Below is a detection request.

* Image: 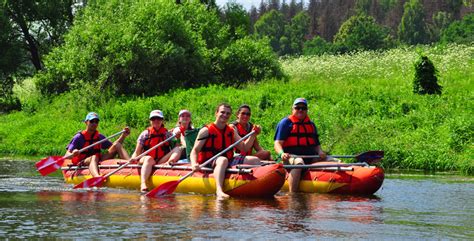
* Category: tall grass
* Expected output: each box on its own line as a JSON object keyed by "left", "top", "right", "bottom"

{"left": 1, "top": 44, "right": 472, "bottom": 174}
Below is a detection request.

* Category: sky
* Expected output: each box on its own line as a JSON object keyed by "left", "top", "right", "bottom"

{"left": 215, "top": 0, "right": 262, "bottom": 10}
{"left": 215, "top": 0, "right": 307, "bottom": 10}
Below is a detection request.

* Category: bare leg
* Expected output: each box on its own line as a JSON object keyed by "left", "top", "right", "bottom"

{"left": 243, "top": 156, "right": 262, "bottom": 165}
{"left": 213, "top": 157, "right": 230, "bottom": 198}
{"left": 287, "top": 157, "right": 304, "bottom": 192}
{"left": 88, "top": 155, "right": 101, "bottom": 177}
{"left": 288, "top": 169, "right": 302, "bottom": 192}
{"left": 103, "top": 142, "right": 130, "bottom": 160}
{"left": 157, "top": 147, "right": 181, "bottom": 165}
{"left": 139, "top": 156, "right": 155, "bottom": 191}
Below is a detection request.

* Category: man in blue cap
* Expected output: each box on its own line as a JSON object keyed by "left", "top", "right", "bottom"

{"left": 274, "top": 98, "right": 326, "bottom": 192}
{"left": 65, "top": 112, "right": 130, "bottom": 177}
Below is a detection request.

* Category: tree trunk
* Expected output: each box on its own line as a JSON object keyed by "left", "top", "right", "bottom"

{"left": 7, "top": 7, "right": 43, "bottom": 71}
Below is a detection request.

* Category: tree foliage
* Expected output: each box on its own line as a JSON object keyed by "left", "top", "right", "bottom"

{"left": 398, "top": 0, "right": 429, "bottom": 45}
{"left": 281, "top": 11, "right": 309, "bottom": 55}
{"left": 441, "top": 13, "right": 474, "bottom": 44}
{"left": 34, "top": 0, "right": 283, "bottom": 96}
{"left": 413, "top": 55, "right": 442, "bottom": 95}
{"left": 219, "top": 36, "right": 285, "bottom": 86}
{"left": 222, "top": 1, "right": 251, "bottom": 40}
{"left": 254, "top": 10, "right": 285, "bottom": 53}
{"left": 334, "top": 14, "right": 390, "bottom": 52}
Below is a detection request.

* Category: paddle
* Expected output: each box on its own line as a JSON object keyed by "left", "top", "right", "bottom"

{"left": 35, "top": 130, "right": 126, "bottom": 176}
{"left": 146, "top": 130, "right": 257, "bottom": 198}
{"left": 290, "top": 150, "right": 384, "bottom": 165}
{"left": 73, "top": 132, "right": 178, "bottom": 189}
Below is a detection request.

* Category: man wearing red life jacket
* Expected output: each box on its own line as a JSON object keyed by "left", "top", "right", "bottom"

{"left": 131, "top": 110, "right": 182, "bottom": 193}
{"left": 190, "top": 103, "right": 262, "bottom": 199}
{"left": 65, "top": 112, "right": 130, "bottom": 177}
{"left": 274, "top": 98, "right": 327, "bottom": 192}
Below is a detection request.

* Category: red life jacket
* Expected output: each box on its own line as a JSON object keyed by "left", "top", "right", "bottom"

{"left": 72, "top": 130, "right": 102, "bottom": 165}
{"left": 232, "top": 121, "right": 254, "bottom": 156}
{"left": 282, "top": 115, "right": 317, "bottom": 148}
{"left": 197, "top": 123, "right": 234, "bottom": 164}
{"left": 143, "top": 126, "right": 170, "bottom": 161}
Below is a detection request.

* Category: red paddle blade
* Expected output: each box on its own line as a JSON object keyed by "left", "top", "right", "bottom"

{"left": 356, "top": 150, "right": 384, "bottom": 164}
{"left": 36, "top": 156, "right": 65, "bottom": 176}
{"left": 73, "top": 176, "right": 106, "bottom": 189}
{"left": 146, "top": 180, "right": 180, "bottom": 198}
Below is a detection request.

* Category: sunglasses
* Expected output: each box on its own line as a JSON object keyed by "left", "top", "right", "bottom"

{"left": 240, "top": 112, "right": 251, "bottom": 116}
{"left": 89, "top": 119, "right": 99, "bottom": 124}
{"left": 150, "top": 117, "right": 163, "bottom": 121}
{"left": 294, "top": 106, "right": 308, "bottom": 111}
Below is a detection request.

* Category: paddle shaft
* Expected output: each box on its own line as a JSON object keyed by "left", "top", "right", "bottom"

{"left": 102, "top": 133, "right": 177, "bottom": 179}
{"left": 236, "top": 162, "right": 368, "bottom": 169}
{"left": 62, "top": 165, "right": 253, "bottom": 174}
{"left": 178, "top": 130, "right": 256, "bottom": 182}
{"left": 290, "top": 154, "right": 356, "bottom": 159}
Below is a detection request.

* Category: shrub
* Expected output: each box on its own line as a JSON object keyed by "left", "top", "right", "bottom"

{"left": 413, "top": 55, "right": 442, "bottom": 95}
{"left": 35, "top": 0, "right": 282, "bottom": 97}
{"left": 334, "top": 14, "right": 390, "bottom": 52}
{"left": 219, "top": 36, "right": 285, "bottom": 86}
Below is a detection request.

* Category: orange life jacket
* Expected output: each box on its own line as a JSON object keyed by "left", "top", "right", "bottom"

{"left": 143, "top": 126, "right": 170, "bottom": 161}
{"left": 197, "top": 123, "right": 234, "bottom": 164}
{"left": 282, "top": 115, "right": 317, "bottom": 148}
{"left": 232, "top": 121, "right": 254, "bottom": 156}
{"left": 72, "top": 130, "right": 102, "bottom": 165}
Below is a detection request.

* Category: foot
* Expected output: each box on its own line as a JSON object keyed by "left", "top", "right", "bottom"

{"left": 140, "top": 184, "right": 149, "bottom": 194}
{"left": 216, "top": 191, "right": 230, "bottom": 199}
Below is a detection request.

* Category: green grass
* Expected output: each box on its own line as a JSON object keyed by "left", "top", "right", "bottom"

{"left": 1, "top": 44, "right": 472, "bottom": 174}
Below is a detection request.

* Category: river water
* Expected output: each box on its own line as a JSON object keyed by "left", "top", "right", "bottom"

{"left": 0, "top": 159, "right": 473, "bottom": 239}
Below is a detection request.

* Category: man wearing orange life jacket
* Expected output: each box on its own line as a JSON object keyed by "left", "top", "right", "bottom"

{"left": 131, "top": 110, "right": 182, "bottom": 193}
{"left": 65, "top": 112, "right": 130, "bottom": 178}
{"left": 274, "top": 98, "right": 327, "bottom": 192}
{"left": 230, "top": 104, "right": 272, "bottom": 161}
{"left": 190, "top": 103, "right": 262, "bottom": 199}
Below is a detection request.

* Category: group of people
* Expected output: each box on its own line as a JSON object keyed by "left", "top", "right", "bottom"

{"left": 65, "top": 98, "right": 326, "bottom": 198}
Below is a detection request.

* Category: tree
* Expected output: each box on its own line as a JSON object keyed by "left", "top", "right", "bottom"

{"left": 34, "top": 1, "right": 283, "bottom": 96}
{"left": 0, "top": 4, "right": 27, "bottom": 111}
{"left": 222, "top": 1, "right": 250, "bottom": 40}
{"left": 441, "top": 13, "right": 474, "bottom": 44}
{"left": 249, "top": 6, "right": 259, "bottom": 32}
{"left": 303, "top": 36, "right": 333, "bottom": 56}
{"left": 413, "top": 55, "right": 442, "bottom": 95}
{"left": 3, "top": 0, "right": 75, "bottom": 71}
{"left": 254, "top": 10, "right": 285, "bottom": 53}
{"left": 282, "top": 11, "right": 309, "bottom": 55}
{"left": 398, "top": 0, "right": 429, "bottom": 45}
{"left": 334, "top": 14, "right": 389, "bottom": 52}
{"left": 428, "top": 11, "right": 453, "bottom": 42}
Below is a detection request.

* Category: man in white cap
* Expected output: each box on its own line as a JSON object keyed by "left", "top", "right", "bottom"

{"left": 65, "top": 112, "right": 130, "bottom": 177}
{"left": 131, "top": 110, "right": 182, "bottom": 193}
{"left": 274, "top": 98, "right": 326, "bottom": 192}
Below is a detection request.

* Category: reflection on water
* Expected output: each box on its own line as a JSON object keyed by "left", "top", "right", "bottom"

{"left": 0, "top": 160, "right": 473, "bottom": 239}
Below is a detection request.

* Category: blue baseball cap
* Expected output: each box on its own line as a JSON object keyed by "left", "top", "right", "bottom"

{"left": 293, "top": 98, "right": 307, "bottom": 106}
{"left": 84, "top": 112, "right": 100, "bottom": 122}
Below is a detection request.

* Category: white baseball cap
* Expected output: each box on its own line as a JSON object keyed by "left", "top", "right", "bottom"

{"left": 149, "top": 110, "right": 164, "bottom": 119}
{"left": 178, "top": 109, "right": 191, "bottom": 117}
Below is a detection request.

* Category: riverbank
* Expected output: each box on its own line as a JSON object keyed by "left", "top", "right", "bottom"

{"left": 0, "top": 44, "right": 472, "bottom": 174}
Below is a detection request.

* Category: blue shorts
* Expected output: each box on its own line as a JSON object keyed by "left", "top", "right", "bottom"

{"left": 176, "top": 159, "right": 190, "bottom": 164}
{"left": 229, "top": 155, "right": 245, "bottom": 166}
